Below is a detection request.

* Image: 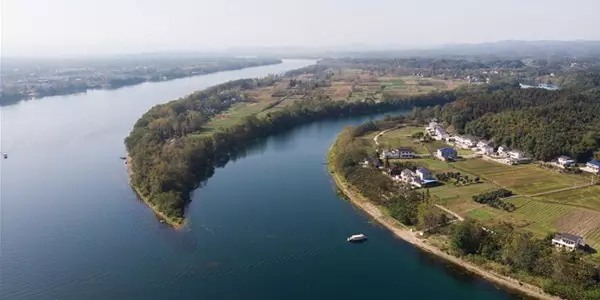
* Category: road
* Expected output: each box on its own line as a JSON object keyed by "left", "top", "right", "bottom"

{"left": 373, "top": 129, "right": 391, "bottom": 146}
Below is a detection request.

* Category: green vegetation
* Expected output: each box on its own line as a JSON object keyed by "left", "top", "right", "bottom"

{"left": 332, "top": 116, "right": 600, "bottom": 299}
{"left": 472, "top": 189, "right": 515, "bottom": 212}
{"left": 126, "top": 63, "right": 460, "bottom": 222}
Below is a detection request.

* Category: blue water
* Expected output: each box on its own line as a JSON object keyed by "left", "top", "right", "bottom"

{"left": 0, "top": 60, "right": 525, "bottom": 299}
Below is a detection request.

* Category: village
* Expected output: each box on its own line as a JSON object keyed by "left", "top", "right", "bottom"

{"left": 362, "top": 120, "right": 600, "bottom": 253}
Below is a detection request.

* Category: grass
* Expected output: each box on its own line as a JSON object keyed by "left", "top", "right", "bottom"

{"left": 468, "top": 207, "right": 503, "bottom": 221}
{"left": 377, "top": 127, "right": 429, "bottom": 154}
{"left": 453, "top": 159, "right": 590, "bottom": 195}
{"left": 533, "top": 185, "right": 600, "bottom": 211}
{"left": 423, "top": 140, "right": 451, "bottom": 154}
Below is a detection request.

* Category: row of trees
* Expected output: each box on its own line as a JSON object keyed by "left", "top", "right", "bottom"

{"left": 472, "top": 189, "right": 515, "bottom": 212}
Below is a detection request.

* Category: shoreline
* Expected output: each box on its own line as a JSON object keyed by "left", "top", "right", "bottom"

{"left": 126, "top": 155, "right": 186, "bottom": 229}
{"left": 327, "top": 148, "right": 560, "bottom": 300}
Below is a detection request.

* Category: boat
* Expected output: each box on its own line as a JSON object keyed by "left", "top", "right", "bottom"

{"left": 347, "top": 234, "right": 367, "bottom": 242}
{"left": 3, "top": 153, "right": 7, "bottom": 159}
{"left": 119, "top": 156, "right": 127, "bottom": 160}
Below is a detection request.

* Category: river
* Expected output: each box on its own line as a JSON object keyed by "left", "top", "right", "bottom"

{"left": 0, "top": 59, "right": 524, "bottom": 299}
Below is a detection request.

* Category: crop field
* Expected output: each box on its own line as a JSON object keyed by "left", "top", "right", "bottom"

{"left": 453, "top": 159, "right": 590, "bottom": 195}
{"left": 533, "top": 185, "right": 600, "bottom": 211}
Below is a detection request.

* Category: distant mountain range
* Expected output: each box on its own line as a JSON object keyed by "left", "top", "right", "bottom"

{"left": 217, "top": 40, "right": 600, "bottom": 59}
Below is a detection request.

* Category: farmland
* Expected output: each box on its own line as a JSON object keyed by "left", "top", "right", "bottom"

{"left": 192, "top": 69, "right": 467, "bottom": 139}
{"left": 452, "top": 159, "right": 591, "bottom": 195}
{"left": 378, "top": 128, "right": 600, "bottom": 253}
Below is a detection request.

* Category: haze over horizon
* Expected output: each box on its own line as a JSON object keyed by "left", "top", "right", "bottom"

{"left": 3, "top": 0, "right": 600, "bottom": 57}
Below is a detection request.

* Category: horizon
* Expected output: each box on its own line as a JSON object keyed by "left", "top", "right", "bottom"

{"left": 4, "top": 39, "right": 600, "bottom": 60}
{"left": 4, "top": 0, "right": 600, "bottom": 57}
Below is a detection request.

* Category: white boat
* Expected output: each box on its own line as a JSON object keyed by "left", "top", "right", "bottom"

{"left": 347, "top": 234, "right": 367, "bottom": 242}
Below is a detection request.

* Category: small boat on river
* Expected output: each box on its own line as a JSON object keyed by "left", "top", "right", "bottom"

{"left": 347, "top": 234, "right": 367, "bottom": 242}
{"left": 119, "top": 156, "right": 127, "bottom": 160}
{"left": 3, "top": 153, "right": 7, "bottom": 159}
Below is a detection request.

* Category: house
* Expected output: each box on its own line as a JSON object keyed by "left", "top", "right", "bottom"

{"left": 586, "top": 160, "right": 600, "bottom": 173}
{"left": 380, "top": 149, "right": 398, "bottom": 159}
{"left": 497, "top": 145, "right": 509, "bottom": 156}
{"left": 416, "top": 168, "right": 434, "bottom": 180}
{"left": 552, "top": 233, "right": 584, "bottom": 251}
{"left": 557, "top": 156, "right": 576, "bottom": 166}
{"left": 507, "top": 150, "right": 526, "bottom": 160}
{"left": 454, "top": 135, "right": 478, "bottom": 149}
{"left": 437, "top": 147, "right": 457, "bottom": 161}
{"left": 477, "top": 141, "right": 495, "bottom": 155}
{"left": 401, "top": 169, "right": 416, "bottom": 181}
{"left": 397, "top": 148, "right": 415, "bottom": 159}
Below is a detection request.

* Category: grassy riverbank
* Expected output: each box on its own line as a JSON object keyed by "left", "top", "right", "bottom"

{"left": 327, "top": 142, "right": 560, "bottom": 300}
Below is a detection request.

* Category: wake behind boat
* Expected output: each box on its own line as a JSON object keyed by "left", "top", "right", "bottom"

{"left": 347, "top": 234, "right": 367, "bottom": 242}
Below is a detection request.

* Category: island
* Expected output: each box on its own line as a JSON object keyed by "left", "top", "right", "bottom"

{"left": 328, "top": 80, "right": 600, "bottom": 299}
{"left": 0, "top": 56, "right": 282, "bottom": 106}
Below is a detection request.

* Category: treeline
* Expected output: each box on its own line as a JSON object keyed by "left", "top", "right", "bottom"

{"left": 451, "top": 220, "right": 600, "bottom": 299}
{"left": 409, "top": 84, "right": 600, "bottom": 161}
{"left": 472, "top": 189, "right": 515, "bottom": 212}
{"left": 126, "top": 70, "right": 458, "bottom": 220}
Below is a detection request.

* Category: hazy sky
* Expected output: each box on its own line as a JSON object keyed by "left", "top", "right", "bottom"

{"left": 3, "top": 0, "right": 600, "bottom": 56}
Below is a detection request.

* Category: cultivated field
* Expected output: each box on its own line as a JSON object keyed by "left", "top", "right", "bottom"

{"left": 452, "top": 159, "right": 591, "bottom": 195}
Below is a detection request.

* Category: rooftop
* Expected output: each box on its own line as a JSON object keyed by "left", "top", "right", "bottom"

{"left": 589, "top": 160, "right": 600, "bottom": 167}
{"left": 554, "top": 232, "right": 583, "bottom": 242}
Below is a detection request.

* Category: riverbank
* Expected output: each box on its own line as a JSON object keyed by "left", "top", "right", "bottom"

{"left": 327, "top": 147, "right": 560, "bottom": 300}
{"left": 126, "top": 155, "right": 186, "bottom": 229}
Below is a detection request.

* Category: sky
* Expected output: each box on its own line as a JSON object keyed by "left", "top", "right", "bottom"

{"left": 2, "top": 0, "right": 600, "bottom": 57}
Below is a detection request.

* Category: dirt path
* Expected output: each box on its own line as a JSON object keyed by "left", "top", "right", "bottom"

{"left": 526, "top": 184, "right": 594, "bottom": 198}
{"left": 373, "top": 129, "right": 391, "bottom": 146}
{"left": 330, "top": 168, "right": 560, "bottom": 300}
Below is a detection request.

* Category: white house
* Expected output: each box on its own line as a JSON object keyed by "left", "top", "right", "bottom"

{"left": 416, "top": 168, "right": 434, "bottom": 181}
{"left": 508, "top": 150, "right": 526, "bottom": 160}
{"left": 586, "top": 160, "right": 600, "bottom": 173}
{"left": 454, "top": 135, "right": 478, "bottom": 149}
{"left": 477, "top": 140, "right": 494, "bottom": 155}
{"left": 437, "top": 148, "right": 457, "bottom": 161}
{"left": 552, "top": 233, "right": 584, "bottom": 251}
{"left": 557, "top": 156, "right": 576, "bottom": 166}
{"left": 497, "top": 145, "right": 509, "bottom": 156}
{"left": 381, "top": 148, "right": 415, "bottom": 159}
{"left": 401, "top": 169, "right": 416, "bottom": 182}
{"left": 380, "top": 149, "right": 398, "bottom": 159}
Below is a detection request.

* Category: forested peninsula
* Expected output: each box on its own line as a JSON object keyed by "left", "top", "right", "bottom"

{"left": 125, "top": 62, "right": 463, "bottom": 225}
{"left": 125, "top": 57, "right": 600, "bottom": 227}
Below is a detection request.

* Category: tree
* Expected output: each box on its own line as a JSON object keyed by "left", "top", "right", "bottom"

{"left": 451, "top": 219, "right": 486, "bottom": 255}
